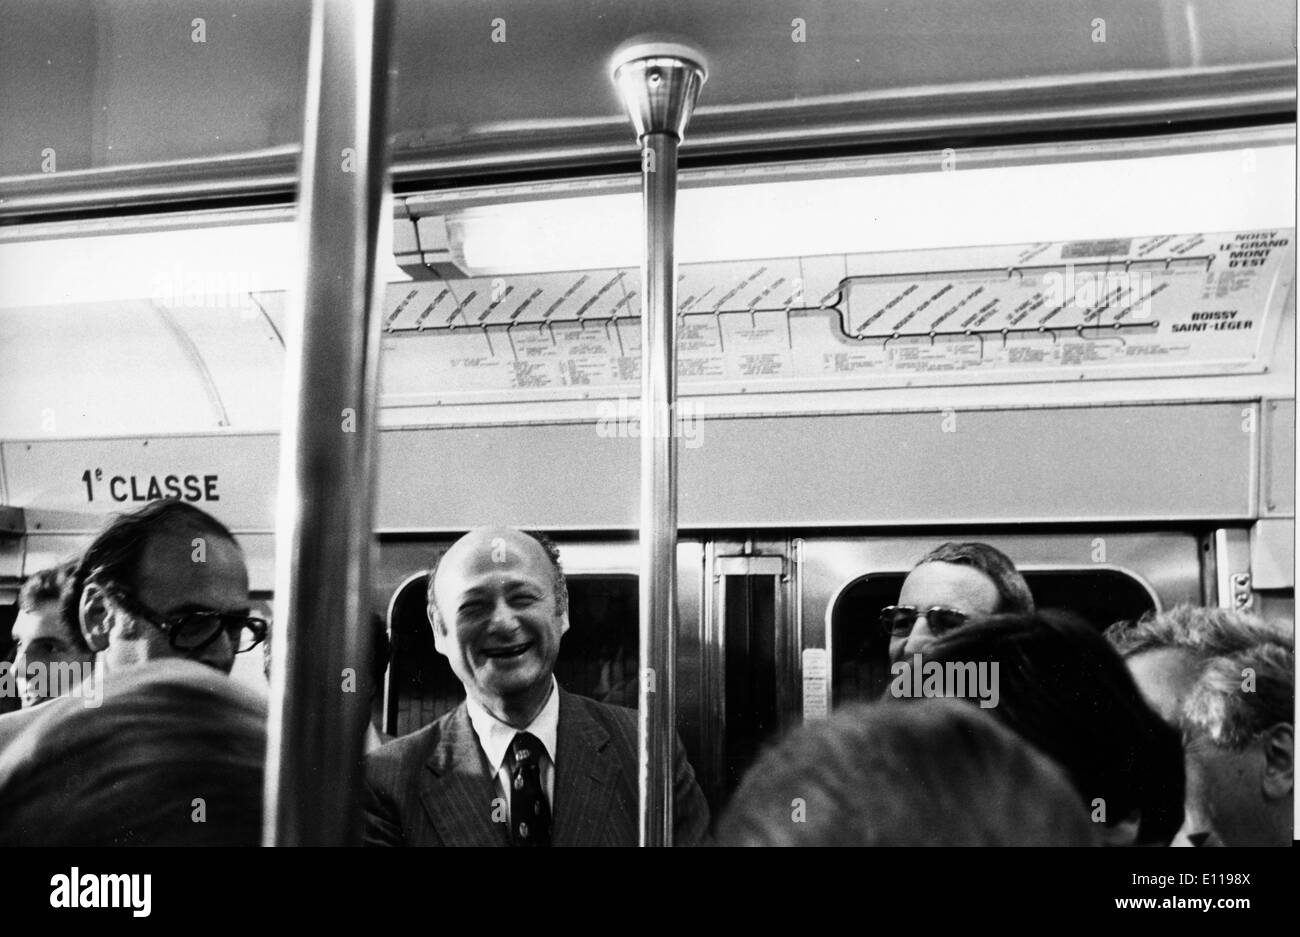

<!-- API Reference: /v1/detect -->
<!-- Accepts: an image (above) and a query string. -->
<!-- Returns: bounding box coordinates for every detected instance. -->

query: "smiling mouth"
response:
[481,641,533,660]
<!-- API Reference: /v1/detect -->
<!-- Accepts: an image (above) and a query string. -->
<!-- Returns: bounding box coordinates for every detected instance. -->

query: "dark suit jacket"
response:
[362,688,710,846]
[0,703,46,753]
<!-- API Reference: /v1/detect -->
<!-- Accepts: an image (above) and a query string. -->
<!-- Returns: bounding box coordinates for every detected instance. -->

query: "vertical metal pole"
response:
[264,0,395,845]
[611,40,707,847]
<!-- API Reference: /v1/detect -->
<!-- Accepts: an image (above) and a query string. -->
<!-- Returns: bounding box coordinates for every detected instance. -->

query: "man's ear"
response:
[79,583,113,653]
[558,610,571,638]
[428,603,447,656]
[1261,723,1293,801]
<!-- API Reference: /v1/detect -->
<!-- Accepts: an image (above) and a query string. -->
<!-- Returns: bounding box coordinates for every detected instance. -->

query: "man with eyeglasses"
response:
[882,541,1035,664]
[67,499,266,676]
[0,500,266,750]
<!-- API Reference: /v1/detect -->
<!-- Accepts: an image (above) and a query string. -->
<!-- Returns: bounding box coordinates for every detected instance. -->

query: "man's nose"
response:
[203,629,236,672]
[1174,822,1221,847]
[1176,797,1215,847]
[487,597,520,631]
[902,616,936,656]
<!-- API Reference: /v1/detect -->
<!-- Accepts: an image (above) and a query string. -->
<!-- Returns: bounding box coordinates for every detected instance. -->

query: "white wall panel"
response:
[1,402,1259,538]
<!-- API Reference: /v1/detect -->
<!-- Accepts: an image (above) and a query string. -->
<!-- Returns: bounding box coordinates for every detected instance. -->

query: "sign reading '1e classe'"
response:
[80,467,219,503]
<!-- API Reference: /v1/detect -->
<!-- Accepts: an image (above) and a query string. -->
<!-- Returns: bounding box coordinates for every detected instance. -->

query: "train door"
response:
[693,529,1218,811]
[696,538,803,810]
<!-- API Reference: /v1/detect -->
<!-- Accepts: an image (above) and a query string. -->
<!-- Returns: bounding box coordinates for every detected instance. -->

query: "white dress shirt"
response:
[464,677,559,824]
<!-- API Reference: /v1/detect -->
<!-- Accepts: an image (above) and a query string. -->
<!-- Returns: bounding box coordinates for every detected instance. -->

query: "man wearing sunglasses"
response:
[883,541,1034,664]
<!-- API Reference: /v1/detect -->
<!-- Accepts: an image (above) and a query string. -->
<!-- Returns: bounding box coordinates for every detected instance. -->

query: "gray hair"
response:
[1104,604,1289,661]
[1182,643,1294,751]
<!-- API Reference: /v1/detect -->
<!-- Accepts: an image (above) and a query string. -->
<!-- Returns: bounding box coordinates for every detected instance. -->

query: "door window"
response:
[831,569,1157,705]
[386,574,639,736]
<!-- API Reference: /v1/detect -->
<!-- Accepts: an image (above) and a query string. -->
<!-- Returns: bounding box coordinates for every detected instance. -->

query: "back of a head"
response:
[924,611,1184,845]
[716,698,1097,846]
[0,659,266,846]
[918,542,1034,615]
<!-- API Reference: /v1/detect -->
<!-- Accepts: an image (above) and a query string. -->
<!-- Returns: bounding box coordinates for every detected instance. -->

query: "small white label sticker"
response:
[801,648,829,720]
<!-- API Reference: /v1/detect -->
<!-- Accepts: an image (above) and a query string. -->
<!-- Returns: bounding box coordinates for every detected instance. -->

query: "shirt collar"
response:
[464,677,560,775]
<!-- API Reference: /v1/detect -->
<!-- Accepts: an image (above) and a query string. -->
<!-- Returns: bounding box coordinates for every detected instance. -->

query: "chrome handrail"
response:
[263,0,395,846]
[612,37,707,847]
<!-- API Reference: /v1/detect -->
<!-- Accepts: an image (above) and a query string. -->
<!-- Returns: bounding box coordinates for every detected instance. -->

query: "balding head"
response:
[427,528,567,622]
[425,528,570,726]
[70,501,248,676]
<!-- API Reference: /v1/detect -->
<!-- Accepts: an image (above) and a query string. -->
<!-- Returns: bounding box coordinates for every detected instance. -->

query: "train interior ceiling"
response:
[0,0,1295,810]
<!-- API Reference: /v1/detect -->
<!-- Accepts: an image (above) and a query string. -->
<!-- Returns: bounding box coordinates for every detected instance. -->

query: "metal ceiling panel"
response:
[0,0,1293,218]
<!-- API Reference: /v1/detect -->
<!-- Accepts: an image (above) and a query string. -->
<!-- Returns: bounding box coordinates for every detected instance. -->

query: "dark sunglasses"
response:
[101,584,268,655]
[879,605,969,638]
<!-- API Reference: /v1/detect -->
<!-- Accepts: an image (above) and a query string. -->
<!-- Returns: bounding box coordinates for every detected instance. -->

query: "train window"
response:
[386,574,638,737]
[1023,572,1159,631]
[831,569,1157,705]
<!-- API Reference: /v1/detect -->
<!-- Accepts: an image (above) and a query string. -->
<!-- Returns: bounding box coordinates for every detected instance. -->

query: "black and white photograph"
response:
[0,0,1294,912]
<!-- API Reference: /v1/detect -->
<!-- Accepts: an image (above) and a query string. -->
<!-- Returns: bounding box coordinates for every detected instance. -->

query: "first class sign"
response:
[0,436,275,530]
[80,467,219,503]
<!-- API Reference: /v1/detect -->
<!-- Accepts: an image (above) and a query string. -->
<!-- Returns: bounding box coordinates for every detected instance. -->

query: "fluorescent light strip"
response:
[0,144,1291,305]
[453,144,1295,275]
[0,211,410,310]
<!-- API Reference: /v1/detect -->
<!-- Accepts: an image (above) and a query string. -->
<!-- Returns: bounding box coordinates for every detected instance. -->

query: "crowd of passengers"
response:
[0,499,1291,846]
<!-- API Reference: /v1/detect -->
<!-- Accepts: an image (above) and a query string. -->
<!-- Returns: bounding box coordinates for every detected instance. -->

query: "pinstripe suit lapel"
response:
[552,690,622,847]
[418,703,509,847]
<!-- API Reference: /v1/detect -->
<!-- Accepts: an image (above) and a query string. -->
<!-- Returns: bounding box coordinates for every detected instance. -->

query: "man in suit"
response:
[362,526,709,846]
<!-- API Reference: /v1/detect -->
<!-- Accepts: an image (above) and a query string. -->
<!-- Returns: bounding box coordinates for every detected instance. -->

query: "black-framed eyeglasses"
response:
[101,584,268,655]
[879,605,969,638]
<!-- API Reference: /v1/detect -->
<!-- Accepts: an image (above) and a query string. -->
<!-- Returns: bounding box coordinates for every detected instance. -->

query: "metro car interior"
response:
[0,0,1294,838]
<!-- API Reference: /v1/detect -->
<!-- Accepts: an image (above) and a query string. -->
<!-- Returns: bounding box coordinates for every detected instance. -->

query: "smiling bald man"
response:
[362,527,709,847]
